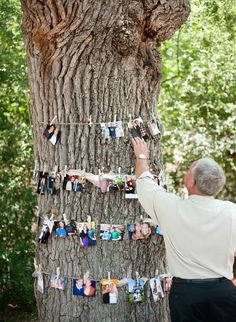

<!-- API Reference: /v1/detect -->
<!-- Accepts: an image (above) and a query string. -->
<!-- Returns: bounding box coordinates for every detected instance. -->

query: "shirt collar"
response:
[188,194,215,201]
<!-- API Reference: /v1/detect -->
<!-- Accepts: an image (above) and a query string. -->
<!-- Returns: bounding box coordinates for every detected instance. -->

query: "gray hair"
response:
[191,157,226,196]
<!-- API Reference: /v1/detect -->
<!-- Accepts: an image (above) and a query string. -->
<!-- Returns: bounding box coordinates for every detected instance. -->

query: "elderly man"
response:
[132,137,236,322]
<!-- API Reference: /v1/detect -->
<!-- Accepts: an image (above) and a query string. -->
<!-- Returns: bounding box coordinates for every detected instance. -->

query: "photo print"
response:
[65,219,77,236]
[38,219,54,244]
[99,174,125,193]
[160,275,172,292]
[155,225,163,236]
[76,221,96,247]
[43,124,61,145]
[128,116,149,141]
[50,273,67,290]
[150,277,164,302]
[100,224,126,241]
[125,175,137,199]
[72,279,96,297]
[101,121,124,140]
[47,172,61,195]
[147,118,160,137]
[63,174,87,192]
[101,279,119,304]
[128,279,145,304]
[128,222,152,240]
[54,221,68,238]
[36,172,48,195]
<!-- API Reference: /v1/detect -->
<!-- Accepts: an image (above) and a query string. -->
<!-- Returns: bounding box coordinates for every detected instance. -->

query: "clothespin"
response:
[108,271,111,281]
[130,167,134,175]
[140,214,143,222]
[155,269,159,278]
[135,271,140,280]
[38,264,42,274]
[118,167,121,176]
[113,114,116,124]
[50,116,57,125]
[87,215,91,224]
[85,115,93,127]
[54,165,58,174]
[63,213,68,222]
[34,258,38,271]
[56,267,60,277]
[128,114,132,128]
[43,163,47,174]
[84,271,90,281]
[50,213,54,221]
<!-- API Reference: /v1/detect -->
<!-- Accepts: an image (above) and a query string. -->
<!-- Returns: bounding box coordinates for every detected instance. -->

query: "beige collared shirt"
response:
[136,171,236,279]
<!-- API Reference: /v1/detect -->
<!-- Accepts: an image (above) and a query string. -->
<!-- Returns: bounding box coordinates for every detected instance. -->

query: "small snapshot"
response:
[147,118,160,137]
[36,172,48,195]
[155,225,163,236]
[54,221,68,238]
[161,275,173,292]
[99,174,124,193]
[65,219,77,236]
[124,175,137,199]
[150,277,164,302]
[128,116,149,141]
[63,174,87,192]
[101,121,124,140]
[101,279,119,304]
[72,279,96,297]
[50,273,67,290]
[100,224,126,241]
[128,279,145,304]
[47,172,61,195]
[77,221,96,247]
[127,222,152,240]
[43,124,61,145]
[38,219,54,244]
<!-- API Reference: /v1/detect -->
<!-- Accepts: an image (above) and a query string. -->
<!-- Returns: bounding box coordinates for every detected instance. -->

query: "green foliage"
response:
[159,0,236,201]
[0,0,36,315]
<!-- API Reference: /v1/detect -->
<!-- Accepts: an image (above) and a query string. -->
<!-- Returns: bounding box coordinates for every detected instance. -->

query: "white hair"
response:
[191,157,226,196]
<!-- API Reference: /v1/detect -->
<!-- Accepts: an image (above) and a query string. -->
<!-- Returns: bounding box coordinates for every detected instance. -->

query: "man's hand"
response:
[131,137,149,178]
[131,137,149,159]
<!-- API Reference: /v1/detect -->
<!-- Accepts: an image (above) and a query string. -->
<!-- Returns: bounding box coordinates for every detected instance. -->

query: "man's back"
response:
[136,173,236,279]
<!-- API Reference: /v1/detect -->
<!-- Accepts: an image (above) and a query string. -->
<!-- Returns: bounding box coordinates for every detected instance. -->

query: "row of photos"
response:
[38,219,162,245]
[32,272,172,304]
[36,115,166,305]
[43,115,161,146]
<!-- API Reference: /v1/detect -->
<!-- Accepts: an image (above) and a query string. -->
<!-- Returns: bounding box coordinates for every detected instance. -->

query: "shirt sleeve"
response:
[136,171,179,226]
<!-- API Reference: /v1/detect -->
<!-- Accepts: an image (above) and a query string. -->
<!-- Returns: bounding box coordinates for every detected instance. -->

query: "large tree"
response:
[20,1,189,321]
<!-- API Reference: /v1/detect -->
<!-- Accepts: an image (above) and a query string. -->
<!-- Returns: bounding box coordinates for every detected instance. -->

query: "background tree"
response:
[0,0,36,320]
[159,0,236,202]
[20,1,189,321]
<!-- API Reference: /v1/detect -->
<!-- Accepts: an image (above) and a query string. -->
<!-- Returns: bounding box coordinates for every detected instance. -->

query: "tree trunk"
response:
[21,1,189,321]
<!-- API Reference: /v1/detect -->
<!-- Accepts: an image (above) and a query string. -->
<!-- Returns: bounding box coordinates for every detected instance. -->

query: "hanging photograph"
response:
[100,224,126,241]
[161,276,173,292]
[101,279,119,304]
[127,222,152,240]
[128,279,145,304]
[100,121,124,140]
[76,221,96,247]
[128,116,149,141]
[72,279,96,297]
[54,221,68,238]
[43,124,61,145]
[147,119,160,137]
[47,172,61,195]
[50,273,67,290]
[150,277,164,302]
[99,174,125,193]
[124,175,137,199]
[63,174,87,192]
[32,270,44,294]
[36,172,48,195]
[38,219,54,244]
[155,225,163,236]
[65,220,77,236]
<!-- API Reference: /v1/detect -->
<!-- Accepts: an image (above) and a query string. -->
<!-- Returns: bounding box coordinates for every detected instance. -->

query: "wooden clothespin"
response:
[128,114,132,128]
[56,267,60,277]
[50,116,57,125]
[87,215,91,224]
[155,269,159,278]
[135,271,140,281]
[84,271,90,281]
[85,115,93,127]
[108,271,111,281]
[49,213,54,221]
[118,167,121,176]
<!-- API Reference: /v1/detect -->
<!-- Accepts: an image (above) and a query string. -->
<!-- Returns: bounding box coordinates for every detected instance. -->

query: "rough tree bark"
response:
[21,1,189,321]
